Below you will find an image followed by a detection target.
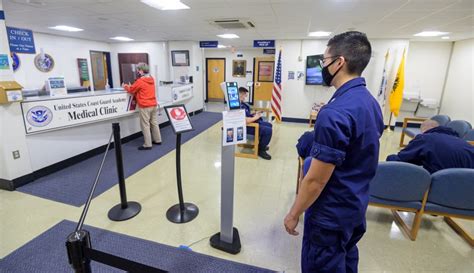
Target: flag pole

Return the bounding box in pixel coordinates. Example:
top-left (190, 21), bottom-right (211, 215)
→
top-left (385, 112), bottom-right (394, 133)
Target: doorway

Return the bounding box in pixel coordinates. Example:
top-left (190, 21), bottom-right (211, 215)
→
top-left (118, 53), bottom-right (149, 84)
top-left (206, 58), bottom-right (226, 102)
top-left (90, 51), bottom-right (113, 91)
top-left (253, 57), bottom-right (275, 102)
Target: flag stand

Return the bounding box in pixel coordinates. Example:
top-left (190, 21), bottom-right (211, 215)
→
top-left (384, 113), bottom-right (394, 133)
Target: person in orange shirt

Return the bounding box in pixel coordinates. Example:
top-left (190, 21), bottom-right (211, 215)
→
top-left (122, 63), bottom-right (162, 150)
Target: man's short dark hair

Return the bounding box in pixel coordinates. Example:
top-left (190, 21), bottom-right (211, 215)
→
top-left (239, 87), bottom-right (249, 93)
top-left (327, 31), bottom-right (372, 75)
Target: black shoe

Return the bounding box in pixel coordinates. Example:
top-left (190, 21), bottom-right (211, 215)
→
top-left (258, 151), bottom-right (272, 160)
top-left (152, 142), bottom-right (162, 145)
top-left (265, 146), bottom-right (269, 151)
top-left (138, 146), bottom-right (152, 150)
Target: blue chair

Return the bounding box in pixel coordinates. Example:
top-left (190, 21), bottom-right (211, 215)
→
top-left (430, 114), bottom-right (451, 126)
top-left (462, 129), bottom-right (474, 144)
top-left (446, 120), bottom-right (472, 138)
top-left (369, 162), bottom-right (432, 240)
top-left (424, 168), bottom-right (474, 246)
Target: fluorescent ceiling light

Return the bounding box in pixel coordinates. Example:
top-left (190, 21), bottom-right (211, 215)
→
top-left (217, 34), bottom-right (239, 39)
top-left (141, 0), bottom-right (190, 10)
top-left (49, 25), bottom-right (83, 32)
top-left (414, 31), bottom-right (449, 37)
top-left (217, 45), bottom-right (228, 48)
top-left (308, 31), bottom-right (331, 37)
top-left (441, 36), bottom-right (450, 40)
top-left (110, 36), bottom-right (134, 41)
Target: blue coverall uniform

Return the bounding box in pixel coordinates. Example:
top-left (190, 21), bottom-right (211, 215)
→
top-left (240, 102), bottom-right (272, 150)
top-left (387, 126), bottom-right (474, 173)
top-left (296, 131), bottom-right (315, 159)
top-left (302, 77), bottom-right (384, 273)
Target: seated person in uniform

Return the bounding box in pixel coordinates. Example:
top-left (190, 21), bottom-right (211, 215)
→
top-left (238, 87), bottom-right (273, 160)
top-left (387, 119), bottom-right (474, 173)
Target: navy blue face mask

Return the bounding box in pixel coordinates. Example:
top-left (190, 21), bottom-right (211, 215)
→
top-left (321, 57), bottom-right (343, 86)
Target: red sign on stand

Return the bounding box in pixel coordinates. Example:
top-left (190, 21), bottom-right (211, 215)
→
top-left (164, 105), bottom-right (194, 134)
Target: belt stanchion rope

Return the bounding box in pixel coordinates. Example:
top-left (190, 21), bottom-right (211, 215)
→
top-left (66, 125), bottom-right (167, 273)
top-left (108, 123), bottom-right (142, 221)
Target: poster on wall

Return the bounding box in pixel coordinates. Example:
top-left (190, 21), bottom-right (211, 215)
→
top-left (164, 105), bottom-right (194, 134)
top-left (6, 26), bottom-right (36, 54)
top-left (171, 50), bottom-right (190, 66)
top-left (34, 52), bottom-right (55, 72)
top-left (258, 61), bottom-right (274, 82)
top-left (11, 52), bottom-right (20, 71)
top-left (21, 92), bottom-right (137, 134)
top-left (77, 58), bottom-right (90, 88)
top-left (0, 54), bottom-right (9, 70)
top-left (222, 110), bottom-right (246, 146)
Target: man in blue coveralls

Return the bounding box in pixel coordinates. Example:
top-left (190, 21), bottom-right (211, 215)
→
top-left (284, 31), bottom-right (384, 273)
top-left (387, 119), bottom-right (474, 173)
top-left (238, 87), bottom-right (273, 160)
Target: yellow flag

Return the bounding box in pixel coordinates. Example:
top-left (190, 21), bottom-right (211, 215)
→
top-left (389, 49), bottom-right (406, 117)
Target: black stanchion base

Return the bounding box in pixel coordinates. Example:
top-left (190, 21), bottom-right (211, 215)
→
top-left (210, 228), bottom-right (241, 254)
top-left (108, 201), bottom-right (141, 221)
top-left (166, 203), bottom-right (199, 223)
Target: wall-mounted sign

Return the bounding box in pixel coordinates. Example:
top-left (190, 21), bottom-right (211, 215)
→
top-left (34, 53), bottom-right (55, 72)
top-left (0, 54), bottom-right (9, 70)
top-left (164, 105), bottom-right (194, 134)
top-left (11, 52), bottom-right (20, 71)
top-left (77, 58), bottom-right (90, 88)
top-left (6, 26), bottom-right (36, 54)
top-left (253, 40), bottom-right (275, 48)
top-left (263, 48), bottom-right (276, 55)
top-left (21, 92), bottom-right (137, 134)
top-left (199, 41), bottom-right (218, 48)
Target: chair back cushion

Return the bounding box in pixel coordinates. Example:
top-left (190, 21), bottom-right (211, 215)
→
top-left (447, 120), bottom-right (472, 138)
top-left (427, 168), bottom-right (474, 210)
top-left (369, 162), bottom-right (431, 202)
top-left (430, 115), bottom-right (451, 126)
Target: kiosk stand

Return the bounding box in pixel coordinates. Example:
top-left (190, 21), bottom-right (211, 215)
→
top-left (210, 82), bottom-right (246, 254)
top-left (164, 105), bottom-right (199, 224)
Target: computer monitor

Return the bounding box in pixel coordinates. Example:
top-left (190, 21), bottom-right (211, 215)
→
top-left (220, 82), bottom-right (241, 110)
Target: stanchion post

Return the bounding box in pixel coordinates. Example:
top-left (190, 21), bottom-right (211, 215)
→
top-left (66, 230), bottom-right (92, 273)
top-left (108, 123), bottom-right (142, 221)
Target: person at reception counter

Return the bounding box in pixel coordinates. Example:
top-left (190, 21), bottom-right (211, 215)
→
top-left (386, 120), bottom-right (474, 173)
top-left (238, 87), bottom-right (273, 160)
top-left (122, 63), bottom-right (162, 150)
top-left (284, 31), bottom-right (384, 273)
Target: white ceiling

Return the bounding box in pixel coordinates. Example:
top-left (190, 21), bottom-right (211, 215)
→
top-left (3, 0), bottom-right (474, 47)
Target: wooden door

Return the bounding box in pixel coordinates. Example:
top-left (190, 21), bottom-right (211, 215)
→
top-left (90, 51), bottom-right (107, 90)
top-left (206, 58), bottom-right (225, 101)
top-left (253, 57), bottom-right (275, 101)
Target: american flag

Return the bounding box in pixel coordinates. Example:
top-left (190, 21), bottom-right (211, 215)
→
top-left (272, 50), bottom-right (282, 121)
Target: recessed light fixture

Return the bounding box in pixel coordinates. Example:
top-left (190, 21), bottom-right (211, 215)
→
top-left (140, 0), bottom-right (190, 10)
top-left (414, 31), bottom-right (449, 37)
top-left (441, 36), bottom-right (450, 40)
top-left (217, 45), bottom-right (228, 48)
top-left (217, 34), bottom-right (239, 39)
top-left (110, 36), bottom-right (134, 41)
top-left (308, 31), bottom-right (331, 37)
top-left (49, 25), bottom-right (83, 32)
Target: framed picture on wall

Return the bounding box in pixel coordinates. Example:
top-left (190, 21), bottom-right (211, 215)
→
top-left (258, 61), bottom-right (274, 82)
top-left (232, 60), bottom-right (246, 77)
top-left (171, 50), bottom-right (190, 66)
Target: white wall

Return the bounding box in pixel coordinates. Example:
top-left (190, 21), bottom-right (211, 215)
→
top-left (275, 39), bottom-right (409, 121)
top-left (440, 38), bottom-right (474, 123)
top-left (12, 32), bottom-right (110, 90)
top-left (203, 48), bottom-right (269, 95)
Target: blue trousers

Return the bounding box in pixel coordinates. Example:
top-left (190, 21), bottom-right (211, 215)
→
top-left (301, 217), bottom-right (366, 273)
top-left (247, 121), bottom-right (272, 150)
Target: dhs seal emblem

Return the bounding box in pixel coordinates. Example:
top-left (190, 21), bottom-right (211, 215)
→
top-left (27, 106), bottom-right (53, 127)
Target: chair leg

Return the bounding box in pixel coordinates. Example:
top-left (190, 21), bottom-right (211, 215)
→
top-left (399, 132), bottom-right (406, 147)
top-left (444, 217), bottom-right (474, 247)
top-left (391, 209), bottom-right (423, 241)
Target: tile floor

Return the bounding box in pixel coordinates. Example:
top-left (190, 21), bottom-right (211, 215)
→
top-left (1, 105), bottom-right (473, 272)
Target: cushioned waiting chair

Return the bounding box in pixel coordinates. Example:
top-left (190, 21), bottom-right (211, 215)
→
top-left (463, 129), bottom-right (474, 145)
top-left (369, 162), bottom-right (432, 240)
top-left (423, 168), bottom-right (474, 246)
top-left (399, 115), bottom-right (451, 147)
top-left (446, 120), bottom-right (472, 138)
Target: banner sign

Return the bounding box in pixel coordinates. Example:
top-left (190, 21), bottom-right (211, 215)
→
top-left (253, 40), bottom-right (275, 48)
top-left (164, 105), bottom-right (193, 134)
top-left (199, 41), bottom-right (218, 48)
top-left (21, 92), bottom-right (137, 134)
top-left (263, 48), bottom-right (275, 54)
top-left (6, 26), bottom-right (36, 54)
top-left (222, 110), bottom-right (246, 146)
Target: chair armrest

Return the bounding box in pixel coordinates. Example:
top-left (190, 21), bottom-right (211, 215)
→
top-left (247, 122), bottom-right (259, 129)
top-left (402, 117), bottom-right (427, 129)
top-left (468, 141), bottom-right (474, 146)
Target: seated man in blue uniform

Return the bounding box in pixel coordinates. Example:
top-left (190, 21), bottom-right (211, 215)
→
top-left (284, 31), bottom-right (384, 273)
top-left (238, 87), bottom-right (273, 160)
top-left (387, 120), bottom-right (474, 173)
